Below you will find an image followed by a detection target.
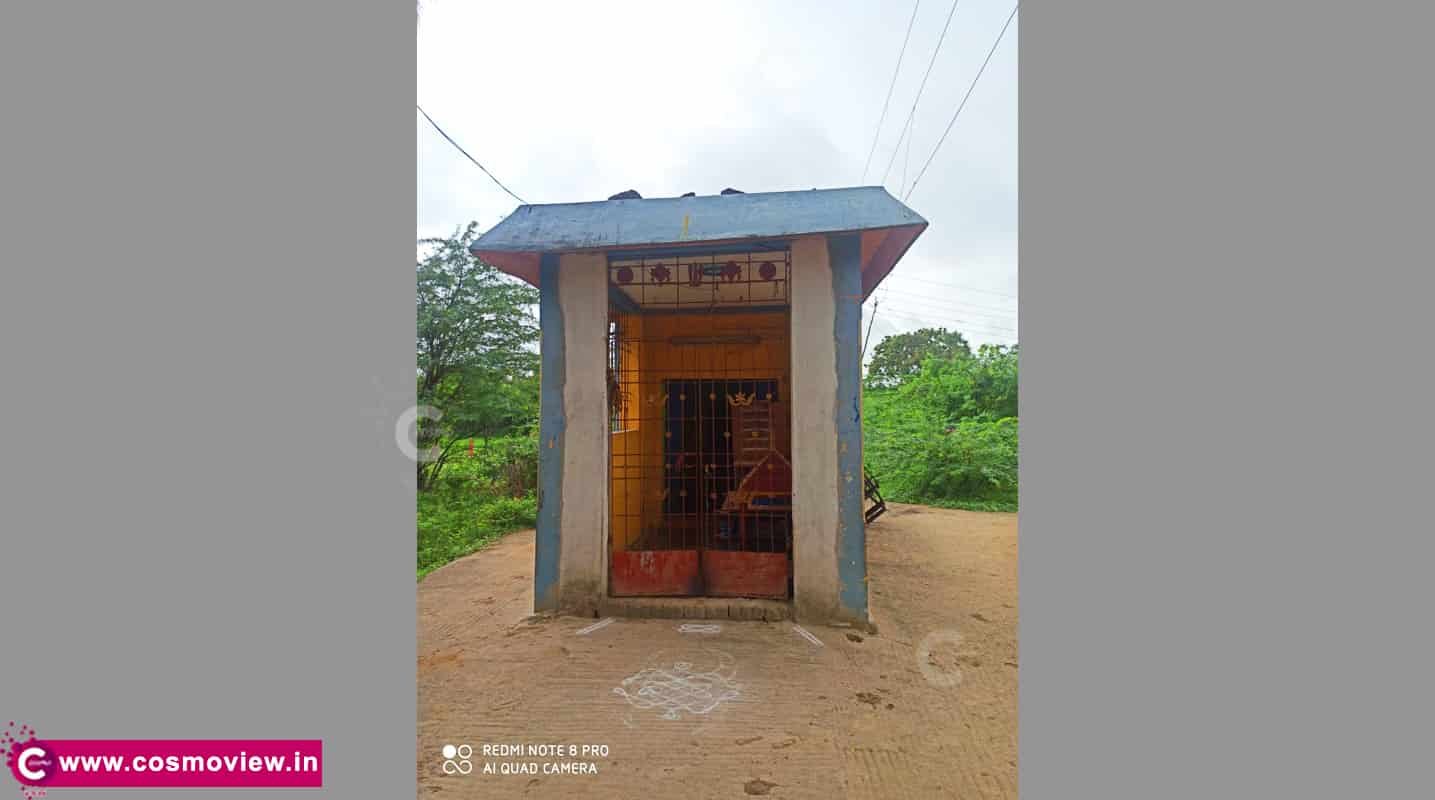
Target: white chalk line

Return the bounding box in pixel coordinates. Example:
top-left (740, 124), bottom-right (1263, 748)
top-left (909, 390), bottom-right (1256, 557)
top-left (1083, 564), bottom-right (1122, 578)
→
top-left (678, 623), bottom-right (722, 634)
top-left (792, 624), bottom-right (824, 647)
top-left (575, 617), bottom-right (615, 635)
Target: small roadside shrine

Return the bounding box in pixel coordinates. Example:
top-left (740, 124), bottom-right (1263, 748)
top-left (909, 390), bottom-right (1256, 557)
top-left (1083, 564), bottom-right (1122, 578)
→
top-left (470, 186), bottom-right (926, 625)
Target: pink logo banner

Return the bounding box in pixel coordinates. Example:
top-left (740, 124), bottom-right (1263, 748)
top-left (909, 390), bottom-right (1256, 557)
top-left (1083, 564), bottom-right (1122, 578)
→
top-left (7, 739), bottom-right (322, 789)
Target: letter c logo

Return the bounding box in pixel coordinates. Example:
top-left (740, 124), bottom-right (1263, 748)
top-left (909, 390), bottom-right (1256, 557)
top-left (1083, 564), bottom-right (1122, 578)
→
top-left (18, 746), bottom-right (49, 781)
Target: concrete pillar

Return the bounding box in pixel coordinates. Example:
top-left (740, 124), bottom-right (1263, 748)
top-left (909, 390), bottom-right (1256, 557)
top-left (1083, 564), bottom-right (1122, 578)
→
top-left (829, 233), bottom-right (869, 624)
top-left (534, 254), bottom-right (564, 612)
top-left (535, 251), bottom-right (609, 614)
top-left (789, 234), bottom-right (870, 625)
top-left (556, 252), bottom-right (610, 614)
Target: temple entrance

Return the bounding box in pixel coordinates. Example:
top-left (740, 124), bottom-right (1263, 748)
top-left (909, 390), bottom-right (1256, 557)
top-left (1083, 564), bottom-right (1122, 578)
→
top-left (607, 310), bottom-right (792, 599)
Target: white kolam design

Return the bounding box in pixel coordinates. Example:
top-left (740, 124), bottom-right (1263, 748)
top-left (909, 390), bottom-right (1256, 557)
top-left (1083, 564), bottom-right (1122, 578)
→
top-left (613, 648), bottom-right (743, 720)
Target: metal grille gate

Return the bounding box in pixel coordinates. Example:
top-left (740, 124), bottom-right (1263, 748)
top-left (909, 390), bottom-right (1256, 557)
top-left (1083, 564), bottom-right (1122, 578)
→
top-left (607, 271), bottom-right (793, 599)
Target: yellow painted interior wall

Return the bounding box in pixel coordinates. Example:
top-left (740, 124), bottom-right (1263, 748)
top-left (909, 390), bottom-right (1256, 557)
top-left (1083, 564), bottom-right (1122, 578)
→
top-left (608, 310), bottom-right (790, 553)
top-left (609, 313), bottom-right (643, 550)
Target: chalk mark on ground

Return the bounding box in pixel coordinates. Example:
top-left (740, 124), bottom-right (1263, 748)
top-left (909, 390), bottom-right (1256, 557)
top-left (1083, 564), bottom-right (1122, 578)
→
top-left (575, 617), bottom-right (615, 635)
top-left (613, 648), bottom-right (743, 720)
top-left (793, 624), bottom-right (825, 647)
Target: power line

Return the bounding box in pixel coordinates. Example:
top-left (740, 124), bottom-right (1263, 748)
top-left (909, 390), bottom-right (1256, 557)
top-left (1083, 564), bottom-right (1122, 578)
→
top-left (860, 296), bottom-right (882, 360)
top-left (862, 281), bottom-right (897, 362)
top-left (875, 282), bottom-right (896, 339)
top-left (882, 301), bottom-right (1017, 331)
top-left (880, 289), bottom-right (1016, 319)
top-left (880, 305), bottom-right (1018, 335)
top-left (877, 287), bottom-right (1019, 318)
top-left (882, 320), bottom-right (1018, 342)
top-left (906, 5), bottom-right (1019, 201)
top-left (862, 310), bottom-right (907, 365)
top-left (900, 113), bottom-right (915, 196)
top-left (860, 280), bottom-right (1021, 330)
top-left (869, 281), bottom-right (1009, 352)
top-left (880, 299), bottom-right (1017, 329)
top-left (861, 0), bottom-right (922, 183)
top-left (417, 104), bottom-right (529, 205)
top-left (881, 0), bottom-right (963, 186)
top-left (885, 273), bottom-right (1017, 300)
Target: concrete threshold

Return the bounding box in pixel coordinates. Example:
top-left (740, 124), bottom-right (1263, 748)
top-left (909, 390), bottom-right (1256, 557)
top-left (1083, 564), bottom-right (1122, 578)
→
top-left (596, 596), bottom-right (792, 621)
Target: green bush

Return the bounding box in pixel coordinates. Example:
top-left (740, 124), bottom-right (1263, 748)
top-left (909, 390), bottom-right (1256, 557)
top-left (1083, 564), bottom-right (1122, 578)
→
top-left (476, 495), bottom-right (539, 531)
top-left (863, 344), bottom-right (1019, 512)
top-left (910, 418), bottom-right (1018, 499)
top-left (433, 430), bottom-right (538, 497)
top-left (417, 488), bottom-right (537, 580)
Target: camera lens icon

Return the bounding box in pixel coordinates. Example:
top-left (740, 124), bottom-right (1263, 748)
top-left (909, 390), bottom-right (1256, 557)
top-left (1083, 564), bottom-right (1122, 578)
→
top-left (441, 743), bottom-right (472, 775)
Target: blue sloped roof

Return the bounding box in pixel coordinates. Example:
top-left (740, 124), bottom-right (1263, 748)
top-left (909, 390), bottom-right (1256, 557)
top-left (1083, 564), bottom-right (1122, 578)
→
top-left (469, 186), bottom-right (927, 297)
top-left (470, 186), bottom-right (925, 252)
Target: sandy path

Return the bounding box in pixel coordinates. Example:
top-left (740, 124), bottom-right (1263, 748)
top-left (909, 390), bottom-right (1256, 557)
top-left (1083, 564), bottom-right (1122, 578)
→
top-left (418, 503), bottom-right (1016, 798)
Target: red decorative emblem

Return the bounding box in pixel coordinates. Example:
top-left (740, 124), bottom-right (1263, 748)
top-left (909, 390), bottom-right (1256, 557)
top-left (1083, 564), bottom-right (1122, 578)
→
top-left (615, 265), bottom-right (634, 284)
top-left (650, 264), bottom-right (671, 283)
top-left (721, 261), bottom-right (741, 282)
top-left (687, 264), bottom-right (704, 286)
top-left (758, 260), bottom-right (776, 280)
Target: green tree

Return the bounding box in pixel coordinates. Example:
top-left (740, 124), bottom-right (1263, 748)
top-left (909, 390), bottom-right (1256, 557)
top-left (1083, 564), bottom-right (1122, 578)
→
top-left (904, 343), bottom-right (1019, 421)
top-left (865, 327), bottom-right (972, 388)
top-left (863, 342), bottom-right (1019, 510)
top-left (417, 222), bottom-right (540, 490)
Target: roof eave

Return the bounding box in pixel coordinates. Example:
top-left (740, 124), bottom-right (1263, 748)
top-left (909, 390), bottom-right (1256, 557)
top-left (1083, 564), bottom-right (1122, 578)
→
top-left (464, 186), bottom-right (928, 295)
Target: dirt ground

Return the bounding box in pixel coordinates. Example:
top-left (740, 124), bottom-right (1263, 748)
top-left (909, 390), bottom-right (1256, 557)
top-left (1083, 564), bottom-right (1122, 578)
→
top-left (418, 503), bottom-right (1017, 798)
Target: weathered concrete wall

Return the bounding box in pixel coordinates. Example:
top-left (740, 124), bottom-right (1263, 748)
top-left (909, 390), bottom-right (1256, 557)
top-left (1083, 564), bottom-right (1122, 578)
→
top-left (789, 236), bottom-right (841, 622)
top-left (555, 252), bottom-right (610, 614)
top-left (788, 234), bottom-right (869, 626)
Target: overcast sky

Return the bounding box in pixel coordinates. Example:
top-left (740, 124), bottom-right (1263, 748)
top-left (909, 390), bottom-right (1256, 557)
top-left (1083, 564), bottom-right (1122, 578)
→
top-left (417, 0), bottom-right (1017, 348)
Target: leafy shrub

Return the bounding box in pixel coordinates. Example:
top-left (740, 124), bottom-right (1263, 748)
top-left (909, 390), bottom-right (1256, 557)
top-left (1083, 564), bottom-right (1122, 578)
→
top-left (417, 488), bottom-right (537, 580)
top-left (909, 418), bottom-right (1018, 499)
top-left (433, 430), bottom-right (538, 497)
top-left (863, 343), bottom-right (1019, 511)
top-left (476, 495), bottom-right (538, 531)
